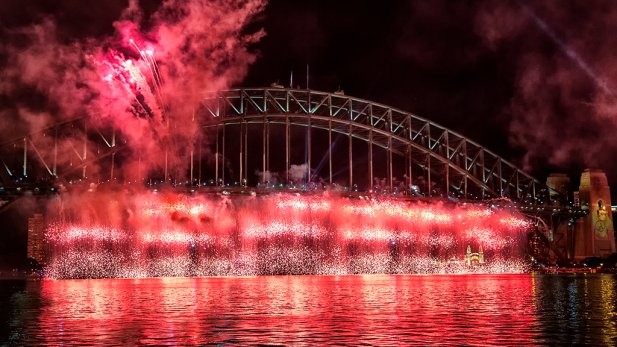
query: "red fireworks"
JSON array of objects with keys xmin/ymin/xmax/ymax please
[{"xmin": 44, "ymin": 192, "xmax": 531, "ymax": 278}]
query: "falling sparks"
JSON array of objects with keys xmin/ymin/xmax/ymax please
[
  {"xmin": 46, "ymin": 225, "xmax": 126, "ymax": 243},
  {"xmin": 499, "ymin": 216, "xmax": 531, "ymax": 229},
  {"xmin": 44, "ymin": 192, "xmax": 531, "ymax": 278}
]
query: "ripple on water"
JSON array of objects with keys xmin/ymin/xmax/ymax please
[{"xmin": 1, "ymin": 274, "xmax": 617, "ymax": 345}]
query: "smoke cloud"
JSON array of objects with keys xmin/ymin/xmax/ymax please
[
  {"xmin": 475, "ymin": 1, "xmax": 617, "ymax": 172},
  {"xmin": 288, "ymin": 163, "xmax": 308, "ymax": 182},
  {"xmin": 0, "ymin": 0, "xmax": 266, "ymax": 181}
]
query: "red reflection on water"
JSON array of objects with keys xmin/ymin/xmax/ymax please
[{"xmin": 34, "ymin": 275, "xmax": 538, "ymax": 345}]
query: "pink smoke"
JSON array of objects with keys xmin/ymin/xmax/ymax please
[
  {"xmin": 1, "ymin": 0, "xmax": 266, "ymax": 180},
  {"xmin": 475, "ymin": 1, "xmax": 617, "ymax": 173}
]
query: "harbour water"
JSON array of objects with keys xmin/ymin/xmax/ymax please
[{"xmin": 1, "ymin": 274, "xmax": 616, "ymax": 345}]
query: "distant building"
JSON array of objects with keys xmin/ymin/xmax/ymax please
[
  {"xmin": 27, "ymin": 213, "xmax": 46, "ymax": 265},
  {"xmin": 465, "ymin": 245, "xmax": 484, "ymax": 266},
  {"xmin": 574, "ymin": 169, "xmax": 616, "ymax": 259}
]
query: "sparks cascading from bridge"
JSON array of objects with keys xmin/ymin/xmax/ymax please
[{"xmin": 43, "ymin": 190, "xmax": 530, "ymax": 278}]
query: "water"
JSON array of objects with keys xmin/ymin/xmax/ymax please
[{"xmin": 1, "ymin": 274, "xmax": 616, "ymax": 345}]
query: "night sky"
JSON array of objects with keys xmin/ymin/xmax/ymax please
[
  {"xmin": 1, "ymin": 1, "xmax": 616, "ymax": 265},
  {"xmin": 242, "ymin": 0, "xmax": 615, "ymax": 188},
  {"xmin": 1, "ymin": 0, "xmax": 613, "ymax": 181}
]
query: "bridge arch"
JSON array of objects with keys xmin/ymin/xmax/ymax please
[
  {"xmin": 0, "ymin": 87, "xmax": 556, "ymax": 206},
  {"xmin": 200, "ymin": 88, "xmax": 553, "ymax": 204}
]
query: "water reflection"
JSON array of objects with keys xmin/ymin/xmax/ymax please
[
  {"xmin": 1, "ymin": 274, "xmax": 617, "ymax": 345},
  {"xmin": 532, "ymin": 274, "xmax": 617, "ymax": 345}
]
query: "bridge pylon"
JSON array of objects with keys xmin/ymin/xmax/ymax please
[{"xmin": 574, "ymin": 169, "xmax": 616, "ymax": 259}]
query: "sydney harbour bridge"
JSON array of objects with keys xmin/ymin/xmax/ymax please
[{"xmin": 0, "ymin": 87, "xmax": 605, "ymax": 263}]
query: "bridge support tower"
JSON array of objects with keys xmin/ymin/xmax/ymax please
[{"xmin": 574, "ymin": 169, "xmax": 616, "ymax": 259}]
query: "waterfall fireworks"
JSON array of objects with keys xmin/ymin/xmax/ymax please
[
  {"xmin": 44, "ymin": 190, "xmax": 531, "ymax": 278},
  {"xmin": 1, "ymin": 1, "xmax": 539, "ymax": 279}
]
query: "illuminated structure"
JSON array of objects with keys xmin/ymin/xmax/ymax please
[
  {"xmin": 0, "ymin": 88, "xmax": 562, "ymax": 202},
  {"xmin": 27, "ymin": 213, "xmax": 46, "ymax": 265},
  {"xmin": 0, "ymin": 88, "xmax": 587, "ymax": 264},
  {"xmin": 465, "ymin": 245, "xmax": 484, "ymax": 266},
  {"xmin": 573, "ymin": 169, "xmax": 616, "ymax": 259},
  {"xmin": 543, "ymin": 173, "xmax": 573, "ymax": 259}
]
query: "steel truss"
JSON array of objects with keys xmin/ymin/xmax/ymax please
[
  {"xmin": 200, "ymin": 88, "xmax": 559, "ymax": 205},
  {"xmin": 0, "ymin": 87, "xmax": 563, "ymax": 207},
  {"xmin": 0, "ymin": 87, "xmax": 582, "ymax": 261}
]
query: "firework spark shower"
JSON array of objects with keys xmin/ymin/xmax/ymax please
[
  {"xmin": 44, "ymin": 189, "xmax": 530, "ymax": 278},
  {"xmin": 1, "ymin": 1, "xmax": 532, "ymax": 279}
]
